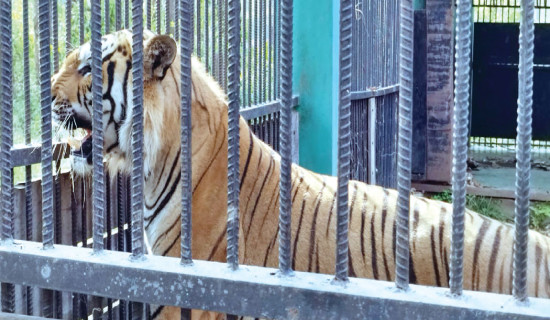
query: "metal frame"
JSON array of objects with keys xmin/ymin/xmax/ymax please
[
  {"xmin": 1, "ymin": 242, "xmax": 549, "ymax": 319},
  {"xmin": 1, "ymin": 0, "xmax": 549, "ymax": 319}
]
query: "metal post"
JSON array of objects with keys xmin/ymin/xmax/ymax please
[
  {"xmin": 395, "ymin": 0, "xmax": 414, "ymax": 290},
  {"xmin": 335, "ymin": 0, "xmax": 352, "ymax": 282},
  {"xmin": 52, "ymin": 0, "xmax": 59, "ymax": 72},
  {"xmin": 278, "ymin": 0, "xmax": 293, "ymax": 275},
  {"xmin": 39, "ymin": 0, "xmax": 54, "ymax": 249},
  {"xmin": 180, "ymin": 0, "xmax": 193, "ymax": 265},
  {"xmin": 0, "ymin": 0, "xmax": 14, "ymax": 312},
  {"xmin": 92, "ymin": 0, "xmax": 106, "ymax": 253},
  {"xmin": 116, "ymin": 0, "xmax": 122, "ymax": 30},
  {"xmin": 131, "ymin": 0, "xmax": 145, "ymax": 259},
  {"xmin": 513, "ymin": 0, "xmax": 534, "ymax": 302},
  {"xmin": 105, "ymin": 0, "xmax": 111, "ymax": 34},
  {"xmin": 23, "ymin": 0, "xmax": 34, "ymax": 314},
  {"xmin": 80, "ymin": 0, "xmax": 85, "ymax": 44},
  {"xmin": 226, "ymin": 0, "xmax": 241, "ymax": 270},
  {"xmin": 66, "ymin": 0, "xmax": 72, "ymax": 51},
  {"xmin": 450, "ymin": 0, "xmax": 472, "ymax": 296}
]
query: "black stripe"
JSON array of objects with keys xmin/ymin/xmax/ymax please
[
  {"xmin": 145, "ymin": 147, "xmax": 179, "ymax": 212},
  {"xmin": 145, "ymin": 170, "xmax": 181, "ymax": 229},
  {"xmin": 244, "ymin": 154, "xmax": 274, "ymax": 243},
  {"xmin": 382, "ymin": 189, "xmax": 391, "ymax": 280},
  {"xmin": 291, "ymin": 185, "xmax": 310, "ymax": 270},
  {"xmin": 207, "ymin": 227, "xmax": 228, "ymax": 261},
  {"xmin": 193, "ymin": 131, "xmax": 226, "ymax": 194},
  {"xmin": 159, "ymin": 217, "xmax": 183, "ymax": 256},
  {"xmin": 263, "ymin": 225, "xmax": 279, "ymax": 267},
  {"xmin": 102, "ymin": 51, "xmax": 115, "ymax": 64},
  {"xmin": 535, "ymin": 244, "xmax": 542, "ymax": 296},
  {"xmin": 409, "ymin": 250, "xmax": 417, "ymax": 284},
  {"xmin": 106, "ymin": 141, "xmax": 119, "ymax": 153},
  {"xmin": 151, "ymin": 306, "xmax": 164, "ymax": 319},
  {"xmin": 370, "ymin": 205, "xmax": 379, "ymax": 279},
  {"xmin": 360, "ymin": 193, "xmax": 367, "ymax": 267},
  {"xmin": 121, "ymin": 60, "xmax": 131, "ymax": 124},
  {"xmin": 307, "ymin": 182, "xmax": 326, "ymax": 272},
  {"xmin": 325, "ymin": 191, "xmax": 338, "ymax": 237},
  {"xmin": 472, "ymin": 219, "xmax": 490, "ymax": 290},
  {"xmin": 291, "ymin": 176, "xmax": 304, "ymax": 203},
  {"xmin": 438, "ymin": 209, "xmax": 449, "ymax": 285},
  {"xmin": 240, "ymin": 130, "xmax": 255, "ymax": 190},
  {"xmin": 487, "ymin": 225, "xmax": 502, "ymax": 292},
  {"xmin": 430, "ymin": 226, "xmax": 441, "ymax": 287},
  {"xmin": 348, "ymin": 250, "xmax": 357, "ymax": 278},
  {"xmin": 152, "ymin": 146, "xmax": 172, "ymax": 191}
]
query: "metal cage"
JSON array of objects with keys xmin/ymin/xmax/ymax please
[{"xmin": 0, "ymin": 0, "xmax": 549, "ymax": 319}]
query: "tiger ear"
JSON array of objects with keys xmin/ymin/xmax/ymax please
[{"xmin": 143, "ymin": 35, "xmax": 177, "ymax": 81}]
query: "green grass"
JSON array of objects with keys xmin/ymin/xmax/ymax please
[{"xmin": 430, "ymin": 190, "xmax": 550, "ymax": 232}]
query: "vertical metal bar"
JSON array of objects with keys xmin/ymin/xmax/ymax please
[
  {"xmin": 334, "ymin": 0, "xmax": 352, "ymax": 282},
  {"xmin": 80, "ymin": 0, "xmax": 85, "ymax": 44},
  {"xmin": 450, "ymin": 0, "xmax": 472, "ymax": 296},
  {"xmin": 126, "ymin": 0, "xmax": 130, "ymax": 28},
  {"xmin": 39, "ymin": 0, "xmax": 55, "ymax": 249},
  {"xmin": 23, "ymin": 0, "xmax": 34, "ymax": 314},
  {"xmin": 226, "ymin": 0, "xmax": 241, "ymax": 270},
  {"xmin": 156, "ymin": 0, "xmax": 161, "ymax": 33},
  {"xmin": 147, "ymin": 0, "xmax": 152, "ymax": 30},
  {"xmin": 261, "ymin": 0, "xmax": 266, "ymax": 103},
  {"xmin": 196, "ymin": 0, "xmax": 201, "ymax": 57},
  {"xmin": 247, "ymin": 0, "xmax": 252, "ymax": 107},
  {"xmin": 117, "ymin": 0, "xmax": 122, "ymax": 30},
  {"xmin": 166, "ymin": 0, "xmax": 171, "ymax": 35},
  {"xmin": 395, "ymin": 0, "xmax": 414, "ymax": 290},
  {"xmin": 92, "ymin": 0, "xmax": 106, "ymax": 253},
  {"xmin": 513, "ymin": 0, "xmax": 534, "ymax": 302},
  {"xmin": 54, "ymin": 161, "xmax": 62, "ymax": 318},
  {"xmin": 180, "ymin": 0, "xmax": 193, "ymax": 265},
  {"xmin": 253, "ymin": 0, "xmax": 258, "ymax": 104},
  {"xmin": 242, "ymin": 0, "xmax": 247, "ymax": 106},
  {"xmin": 175, "ymin": 0, "xmax": 180, "ymax": 39},
  {"xmin": 106, "ymin": 0, "xmax": 111, "ymax": 33},
  {"xmin": 205, "ymin": 0, "xmax": 210, "ymax": 70},
  {"xmin": 66, "ymin": 0, "xmax": 72, "ymax": 52},
  {"xmin": 131, "ymin": 0, "xmax": 145, "ymax": 259},
  {"xmin": 52, "ymin": 0, "xmax": 59, "ymax": 72},
  {"xmin": 217, "ymin": 0, "xmax": 224, "ymax": 89},
  {"xmin": 0, "ymin": 0, "xmax": 13, "ymax": 247},
  {"xmin": 117, "ymin": 174, "xmax": 127, "ymax": 320},
  {"xmin": 278, "ymin": 0, "xmax": 293, "ymax": 275}
]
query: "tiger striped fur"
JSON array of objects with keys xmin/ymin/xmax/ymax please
[{"xmin": 51, "ymin": 30, "xmax": 550, "ymax": 319}]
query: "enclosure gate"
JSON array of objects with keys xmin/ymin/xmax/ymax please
[
  {"xmin": 472, "ymin": 0, "xmax": 550, "ymax": 141},
  {"xmin": 349, "ymin": 1, "xmax": 399, "ymax": 188},
  {"xmin": 0, "ymin": 0, "xmax": 549, "ymax": 319}
]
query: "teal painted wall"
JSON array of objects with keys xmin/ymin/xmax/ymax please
[{"xmin": 293, "ymin": 0, "xmax": 339, "ymax": 175}]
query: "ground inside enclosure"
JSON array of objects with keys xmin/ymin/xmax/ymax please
[{"xmin": 421, "ymin": 140, "xmax": 550, "ymax": 237}]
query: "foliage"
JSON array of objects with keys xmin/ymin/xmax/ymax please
[{"xmin": 431, "ymin": 189, "xmax": 550, "ymax": 232}]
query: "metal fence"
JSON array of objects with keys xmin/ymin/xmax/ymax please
[
  {"xmin": 0, "ymin": 0, "xmax": 549, "ymax": 320},
  {"xmin": 474, "ymin": 0, "xmax": 550, "ymax": 23},
  {"xmin": 349, "ymin": 1, "xmax": 399, "ymax": 188}
]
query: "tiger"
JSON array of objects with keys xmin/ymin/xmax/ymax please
[{"xmin": 51, "ymin": 30, "xmax": 550, "ymax": 319}]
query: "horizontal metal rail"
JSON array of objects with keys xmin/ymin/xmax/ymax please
[
  {"xmin": 10, "ymin": 143, "xmax": 70, "ymax": 168},
  {"xmin": 0, "ymin": 313, "xmax": 54, "ymax": 320},
  {"xmin": 0, "ymin": 241, "xmax": 548, "ymax": 319},
  {"xmin": 350, "ymin": 84, "xmax": 399, "ymax": 101},
  {"xmin": 239, "ymin": 96, "xmax": 299, "ymax": 120}
]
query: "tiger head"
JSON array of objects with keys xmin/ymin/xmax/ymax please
[
  {"xmin": 51, "ymin": 30, "xmax": 184, "ymax": 176},
  {"xmin": 52, "ymin": 29, "xmax": 229, "ymax": 189}
]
